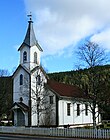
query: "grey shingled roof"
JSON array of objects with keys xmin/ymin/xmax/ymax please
[{"xmin": 18, "ymin": 20, "xmax": 43, "ymax": 51}]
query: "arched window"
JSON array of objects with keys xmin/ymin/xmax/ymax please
[
  {"xmin": 20, "ymin": 74, "xmax": 23, "ymax": 85},
  {"xmin": 36, "ymin": 75, "xmax": 41, "ymax": 85},
  {"xmin": 34, "ymin": 52, "xmax": 37, "ymax": 64},
  {"xmin": 23, "ymin": 51, "xmax": 27, "ymax": 62}
]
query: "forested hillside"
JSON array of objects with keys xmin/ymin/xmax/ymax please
[
  {"xmin": 48, "ymin": 65, "xmax": 110, "ymax": 120},
  {"xmin": 0, "ymin": 76, "xmax": 12, "ymax": 125},
  {"xmin": 48, "ymin": 65, "xmax": 110, "ymax": 84}
]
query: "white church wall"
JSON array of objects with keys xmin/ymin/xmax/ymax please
[
  {"xmin": 30, "ymin": 68, "xmax": 48, "ymax": 126},
  {"xmin": 73, "ymin": 102, "xmax": 92, "ymax": 125},
  {"xmin": 30, "ymin": 72, "xmax": 38, "ymax": 126},
  {"xmin": 58, "ymin": 99, "xmax": 94, "ymax": 126},
  {"xmin": 58, "ymin": 100, "xmax": 73, "ymax": 126},
  {"xmin": 29, "ymin": 67, "xmax": 58, "ymax": 126},
  {"xmin": 30, "ymin": 45, "xmax": 41, "ymax": 70},
  {"xmin": 13, "ymin": 68, "xmax": 29, "ymax": 106},
  {"xmin": 42, "ymin": 90, "xmax": 56, "ymax": 125}
]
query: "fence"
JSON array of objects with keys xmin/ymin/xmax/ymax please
[{"xmin": 0, "ymin": 126, "xmax": 110, "ymax": 139}]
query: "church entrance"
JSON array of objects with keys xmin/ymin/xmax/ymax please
[{"xmin": 17, "ymin": 109, "xmax": 25, "ymax": 126}]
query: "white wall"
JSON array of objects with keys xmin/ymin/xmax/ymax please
[
  {"xmin": 13, "ymin": 68, "xmax": 29, "ymax": 106},
  {"xmin": 30, "ymin": 67, "xmax": 47, "ymax": 126},
  {"xmin": 19, "ymin": 44, "xmax": 41, "ymax": 70},
  {"xmin": 30, "ymin": 45, "xmax": 41, "ymax": 70},
  {"xmin": 58, "ymin": 99, "xmax": 93, "ymax": 126}
]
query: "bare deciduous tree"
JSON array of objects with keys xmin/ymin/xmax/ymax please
[
  {"xmin": 76, "ymin": 41, "xmax": 107, "ymax": 128},
  {"xmin": 20, "ymin": 68, "xmax": 54, "ymax": 126},
  {"xmin": 0, "ymin": 69, "xmax": 9, "ymax": 77}
]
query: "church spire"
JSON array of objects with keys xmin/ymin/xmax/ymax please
[
  {"xmin": 18, "ymin": 14, "xmax": 43, "ymax": 70},
  {"xmin": 23, "ymin": 13, "xmax": 37, "ymax": 47},
  {"xmin": 18, "ymin": 14, "xmax": 43, "ymax": 51}
]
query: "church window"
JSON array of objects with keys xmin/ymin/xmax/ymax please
[
  {"xmin": 34, "ymin": 52, "xmax": 37, "ymax": 64},
  {"xmin": 20, "ymin": 74, "xmax": 23, "ymax": 85},
  {"xmin": 49, "ymin": 96, "xmax": 54, "ymax": 104},
  {"xmin": 23, "ymin": 51, "xmax": 27, "ymax": 62},
  {"xmin": 85, "ymin": 104, "xmax": 88, "ymax": 116},
  {"xmin": 67, "ymin": 103, "xmax": 71, "ymax": 116},
  {"xmin": 77, "ymin": 104, "xmax": 80, "ymax": 116},
  {"xmin": 36, "ymin": 75, "xmax": 41, "ymax": 85},
  {"xmin": 19, "ymin": 97, "xmax": 23, "ymax": 102}
]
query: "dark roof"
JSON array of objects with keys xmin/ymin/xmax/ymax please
[
  {"xmin": 47, "ymin": 80, "xmax": 87, "ymax": 99},
  {"xmin": 11, "ymin": 102, "xmax": 29, "ymax": 111},
  {"xmin": 18, "ymin": 20, "xmax": 43, "ymax": 51}
]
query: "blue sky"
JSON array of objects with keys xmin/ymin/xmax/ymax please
[{"xmin": 0, "ymin": 0, "xmax": 110, "ymax": 74}]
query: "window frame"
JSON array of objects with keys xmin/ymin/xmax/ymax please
[
  {"xmin": 36, "ymin": 75, "xmax": 41, "ymax": 85},
  {"xmin": 20, "ymin": 74, "xmax": 23, "ymax": 85},
  {"xmin": 85, "ymin": 104, "xmax": 88, "ymax": 116},
  {"xmin": 67, "ymin": 103, "xmax": 71, "ymax": 116},
  {"xmin": 34, "ymin": 52, "xmax": 37, "ymax": 64},
  {"xmin": 23, "ymin": 51, "xmax": 27, "ymax": 62},
  {"xmin": 77, "ymin": 104, "xmax": 80, "ymax": 116},
  {"xmin": 49, "ymin": 96, "xmax": 54, "ymax": 104}
]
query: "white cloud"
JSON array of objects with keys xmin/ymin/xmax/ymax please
[
  {"xmin": 91, "ymin": 28, "xmax": 110, "ymax": 50},
  {"xmin": 24, "ymin": 0, "xmax": 110, "ymax": 56}
]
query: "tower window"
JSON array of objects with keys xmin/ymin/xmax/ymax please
[
  {"xmin": 77, "ymin": 104, "xmax": 80, "ymax": 116},
  {"xmin": 34, "ymin": 52, "xmax": 37, "ymax": 64},
  {"xmin": 20, "ymin": 74, "xmax": 23, "ymax": 85},
  {"xmin": 67, "ymin": 103, "xmax": 71, "ymax": 116},
  {"xmin": 23, "ymin": 51, "xmax": 27, "ymax": 62}
]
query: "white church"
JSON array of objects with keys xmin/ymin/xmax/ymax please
[{"xmin": 11, "ymin": 17, "xmax": 100, "ymax": 127}]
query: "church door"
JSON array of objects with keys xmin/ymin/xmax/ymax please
[{"xmin": 17, "ymin": 109, "xmax": 25, "ymax": 126}]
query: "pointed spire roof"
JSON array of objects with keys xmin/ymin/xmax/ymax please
[
  {"xmin": 18, "ymin": 16, "xmax": 43, "ymax": 51},
  {"xmin": 24, "ymin": 20, "xmax": 37, "ymax": 46}
]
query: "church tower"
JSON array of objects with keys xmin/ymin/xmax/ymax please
[
  {"xmin": 12, "ymin": 15, "xmax": 44, "ymax": 126},
  {"xmin": 18, "ymin": 15, "xmax": 43, "ymax": 70}
]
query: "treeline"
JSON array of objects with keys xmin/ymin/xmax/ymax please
[{"xmin": 48, "ymin": 65, "xmax": 110, "ymax": 85}]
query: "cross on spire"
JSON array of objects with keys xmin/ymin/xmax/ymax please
[{"xmin": 27, "ymin": 12, "xmax": 32, "ymax": 22}]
